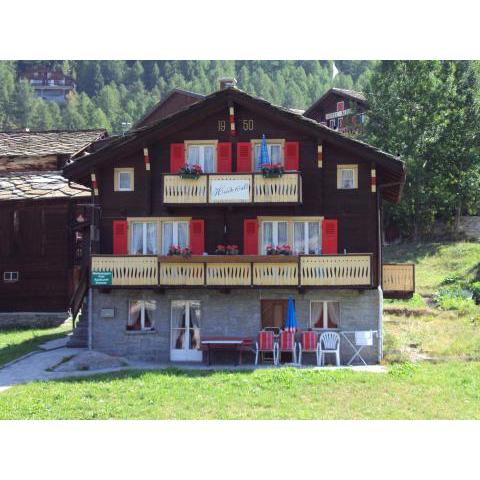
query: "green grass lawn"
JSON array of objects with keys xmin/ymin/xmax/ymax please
[
  {"xmin": 0, "ymin": 362, "xmax": 479, "ymax": 419},
  {"xmin": 0, "ymin": 321, "xmax": 70, "ymax": 367}
]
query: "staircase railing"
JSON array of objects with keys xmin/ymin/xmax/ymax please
[{"xmin": 68, "ymin": 266, "xmax": 89, "ymax": 327}]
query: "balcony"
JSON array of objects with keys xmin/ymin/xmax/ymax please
[
  {"xmin": 163, "ymin": 173, "xmax": 302, "ymax": 205},
  {"xmin": 382, "ymin": 263, "xmax": 415, "ymax": 299},
  {"xmin": 90, "ymin": 254, "xmax": 373, "ymax": 289}
]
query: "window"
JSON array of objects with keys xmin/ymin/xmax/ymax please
[
  {"xmin": 161, "ymin": 221, "xmax": 189, "ymax": 255},
  {"xmin": 337, "ymin": 165, "xmax": 358, "ymax": 190},
  {"xmin": 187, "ymin": 144, "xmax": 216, "ymax": 173},
  {"xmin": 310, "ymin": 301, "xmax": 340, "ymax": 329},
  {"xmin": 114, "ymin": 168, "xmax": 134, "ymax": 192},
  {"xmin": 253, "ymin": 143, "xmax": 283, "ymax": 170},
  {"xmin": 3, "ymin": 271, "xmax": 19, "ymax": 283},
  {"xmin": 130, "ymin": 222, "xmax": 157, "ymax": 255},
  {"xmin": 293, "ymin": 222, "xmax": 321, "ymax": 255},
  {"xmin": 329, "ymin": 119, "xmax": 336, "ymax": 129},
  {"xmin": 127, "ymin": 300, "xmax": 156, "ymax": 332},
  {"xmin": 261, "ymin": 221, "xmax": 288, "ymax": 253},
  {"xmin": 336, "ymin": 101, "xmax": 345, "ymax": 112}
]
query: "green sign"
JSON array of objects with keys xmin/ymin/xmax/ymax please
[{"xmin": 91, "ymin": 271, "xmax": 112, "ymax": 286}]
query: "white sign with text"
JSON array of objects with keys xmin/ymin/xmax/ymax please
[{"xmin": 209, "ymin": 179, "xmax": 251, "ymax": 203}]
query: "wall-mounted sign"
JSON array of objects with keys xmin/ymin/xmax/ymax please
[
  {"xmin": 91, "ymin": 271, "xmax": 112, "ymax": 286},
  {"xmin": 209, "ymin": 179, "xmax": 251, "ymax": 203},
  {"xmin": 101, "ymin": 308, "xmax": 115, "ymax": 318},
  {"xmin": 325, "ymin": 108, "xmax": 352, "ymax": 120}
]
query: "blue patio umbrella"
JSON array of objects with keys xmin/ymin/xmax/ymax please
[
  {"xmin": 285, "ymin": 296, "xmax": 297, "ymax": 332},
  {"xmin": 257, "ymin": 134, "xmax": 271, "ymax": 170}
]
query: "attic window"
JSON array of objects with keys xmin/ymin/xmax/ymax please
[
  {"xmin": 114, "ymin": 168, "xmax": 134, "ymax": 192},
  {"xmin": 3, "ymin": 271, "xmax": 19, "ymax": 283},
  {"xmin": 337, "ymin": 165, "xmax": 358, "ymax": 190}
]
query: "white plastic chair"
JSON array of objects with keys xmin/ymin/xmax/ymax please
[{"xmin": 318, "ymin": 331, "xmax": 341, "ymax": 366}]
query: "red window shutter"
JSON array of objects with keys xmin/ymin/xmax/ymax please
[
  {"xmin": 284, "ymin": 142, "xmax": 299, "ymax": 171},
  {"xmin": 322, "ymin": 219, "xmax": 338, "ymax": 255},
  {"xmin": 243, "ymin": 219, "xmax": 258, "ymax": 255},
  {"xmin": 189, "ymin": 220, "xmax": 205, "ymax": 255},
  {"xmin": 170, "ymin": 143, "xmax": 185, "ymax": 173},
  {"xmin": 113, "ymin": 220, "xmax": 128, "ymax": 255},
  {"xmin": 236, "ymin": 142, "xmax": 252, "ymax": 172},
  {"xmin": 217, "ymin": 143, "xmax": 232, "ymax": 173}
]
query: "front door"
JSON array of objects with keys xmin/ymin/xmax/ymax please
[
  {"xmin": 261, "ymin": 299, "xmax": 288, "ymax": 333},
  {"xmin": 170, "ymin": 300, "xmax": 202, "ymax": 362}
]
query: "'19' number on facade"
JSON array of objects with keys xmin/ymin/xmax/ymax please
[
  {"xmin": 218, "ymin": 120, "xmax": 226, "ymax": 131},
  {"xmin": 242, "ymin": 119, "xmax": 254, "ymax": 131}
]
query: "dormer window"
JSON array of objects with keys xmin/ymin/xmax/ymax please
[
  {"xmin": 186, "ymin": 143, "xmax": 216, "ymax": 173},
  {"xmin": 114, "ymin": 168, "xmax": 134, "ymax": 192},
  {"xmin": 337, "ymin": 164, "xmax": 358, "ymax": 190}
]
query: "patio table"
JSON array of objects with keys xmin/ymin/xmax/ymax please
[{"xmin": 200, "ymin": 337, "xmax": 253, "ymax": 366}]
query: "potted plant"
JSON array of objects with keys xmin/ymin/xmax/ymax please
[
  {"xmin": 226, "ymin": 244, "xmax": 239, "ymax": 255},
  {"xmin": 266, "ymin": 244, "xmax": 292, "ymax": 255},
  {"xmin": 215, "ymin": 244, "xmax": 227, "ymax": 255},
  {"xmin": 265, "ymin": 244, "xmax": 276, "ymax": 255},
  {"xmin": 181, "ymin": 247, "xmax": 192, "ymax": 258},
  {"xmin": 261, "ymin": 163, "xmax": 284, "ymax": 178},
  {"xmin": 168, "ymin": 245, "xmax": 181, "ymax": 256},
  {"xmin": 178, "ymin": 163, "xmax": 203, "ymax": 179}
]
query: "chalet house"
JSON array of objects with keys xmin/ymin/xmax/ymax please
[
  {"xmin": 63, "ymin": 83, "xmax": 414, "ymax": 364},
  {"xmin": 0, "ymin": 130, "xmax": 106, "ymax": 326},
  {"xmin": 20, "ymin": 69, "xmax": 77, "ymax": 103},
  {"xmin": 304, "ymin": 88, "xmax": 367, "ymax": 136}
]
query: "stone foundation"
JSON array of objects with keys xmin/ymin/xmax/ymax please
[
  {"xmin": 91, "ymin": 288, "xmax": 383, "ymax": 365},
  {"xmin": 0, "ymin": 312, "xmax": 68, "ymax": 330}
]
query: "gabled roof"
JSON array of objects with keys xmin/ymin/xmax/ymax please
[
  {"xmin": 0, "ymin": 129, "xmax": 107, "ymax": 157},
  {"xmin": 304, "ymin": 88, "xmax": 366, "ymax": 117},
  {"xmin": 0, "ymin": 171, "xmax": 90, "ymax": 201},
  {"xmin": 64, "ymin": 87, "xmax": 405, "ymax": 203},
  {"xmin": 133, "ymin": 89, "xmax": 205, "ymax": 128}
]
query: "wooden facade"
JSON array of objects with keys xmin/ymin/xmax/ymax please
[
  {"xmin": 64, "ymin": 86, "xmax": 411, "ymax": 299},
  {"xmin": 0, "ymin": 130, "xmax": 106, "ymax": 313}
]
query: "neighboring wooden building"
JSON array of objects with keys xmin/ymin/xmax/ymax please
[
  {"xmin": 20, "ymin": 69, "xmax": 76, "ymax": 104},
  {"xmin": 304, "ymin": 88, "xmax": 367, "ymax": 136},
  {"xmin": 0, "ymin": 130, "xmax": 106, "ymax": 315},
  {"xmin": 63, "ymin": 84, "xmax": 413, "ymax": 363}
]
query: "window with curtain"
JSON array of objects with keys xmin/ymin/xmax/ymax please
[
  {"xmin": 254, "ymin": 143, "xmax": 283, "ymax": 171},
  {"xmin": 261, "ymin": 221, "xmax": 288, "ymax": 253},
  {"xmin": 337, "ymin": 165, "xmax": 358, "ymax": 190},
  {"xmin": 310, "ymin": 301, "xmax": 340, "ymax": 329},
  {"xmin": 293, "ymin": 221, "xmax": 321, "ymax": 255},
  {"xmin": 162, "ymin": 221, "xmax": 189, "ymax": 254},
  {"xmin": 127, "ymin": 300, "xmax": 156, "ymax": 331},
  {"xmin": 130, "ymin": 222, "xmax": 157, "ymax": 255},
  {"xmin": 187, "ymin": 144, "xmax": 215, "ymax": 173},
  {"xmin": 341, "ymin": 168, "xmax": 354, "ymax": 189}
]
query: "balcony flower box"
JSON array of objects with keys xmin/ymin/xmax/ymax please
[
  {"xmin": 266, "ymin": 244, "xmax": 292, "ymax": 256},
  {"xmin": 168, "ymin": 245, "xmax": 192, "ymax": 258},
  {"xmin": 178, "ymin": 164, "xmax": 202, "ymax": 179},
  {"xmin": 261, "ymin": 163, "xmax": 284, "ymax": 178},
  {"xmin": 215, "ymin": 244, "xmax": 240, "ymax": 255}
]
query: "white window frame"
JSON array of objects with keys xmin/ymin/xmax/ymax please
[
  {"xmin": 3, "ymin": 271, "xmax": 19, "ymax": 282},
  {"xmin": 337, "ymin": 164, "xmax": 358, "ymax": 190},
  {"xmin": 336, "ymin": 101, "xmax": 345, "ymax": 112},
  {"xmin": 127, "ymin": 300, "xmax": 155, "ymax": 332},
  {"xmin": 310, "ymin": 301, "xmax": 340, "ymax": 330},
  {"xmin": 293, "ymin": 221, "xmax": 322, "ymax": 255},
  {"xmin": 161, "ymin": 220, "xmax": 190, "ymax": 255},
  {"xmin": 261, "ymin": 220, "xmax": 288, "ymax": 253},
  {"xmin": 329, "ymin": 119, "xmax": 336, "ymax": 129},
  {"xmin": 114, "ymin": 168, "xmax": 134, "ymax": 192},
  {"xmin": 253, "ymin": 143, "xmax": 284, "ymax": 169},
  {"xmin": 185, "ymin": 142, "xmax": 217, "ymax": 173},
  {"xmin": 130, "ymin": 222, "xmax": 158, "ymax": 255}
]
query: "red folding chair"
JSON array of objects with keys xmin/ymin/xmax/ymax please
[
  {"xmin": 255, "ymin": 330, "xmax": 277, "ymax": 365},
  {"xmin": 298, "ymin": 330, "xmax": 319, "ymax": 366},
  {"xmin": 276, "ymin": 330, "xmax": 297, "ymax": 365}
]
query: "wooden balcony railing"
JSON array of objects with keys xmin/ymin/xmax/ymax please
[
  {"xmin": 163, "ymin": 173, "xmax": 301, "ymax": 204},
  {"xmin": 91, "ymin": 254, "xmax": 374, "ymax": 288},
  {"xmin": 382, "ymin": 263, "xmax": 415, "ymax": 298}
]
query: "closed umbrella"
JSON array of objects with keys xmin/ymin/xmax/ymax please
[
  {"xmin": 257, "ymin": 134, "xmax": 270, "ymax": 170},
  {"xmin": 285, "ymin": 296, "xmax": 297, "ymax": 332}
]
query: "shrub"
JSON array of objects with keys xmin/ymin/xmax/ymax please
[
  {"xmin": 434, "ymin": 286, "xmax": 476, "ymax": 313},
  {"xmin": 469, "ymin": 281, "xmax": 480, "ymax": 305}
]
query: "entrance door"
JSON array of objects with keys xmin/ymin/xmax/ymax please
[
  {"xmin": 261, "ymin": 299, "xmax": 288, "ymax": 333},
  {"xmin": 170, "ymin": 300, "xmax": 202, "ymax": 361}
]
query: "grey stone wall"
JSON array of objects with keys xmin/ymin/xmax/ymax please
[
  {"xmin": 91, "ymin": 287, "xmax": 382, "ymax": 365},
  {"xmin": 459, "ymin": 216, "xmax": 480, "ymax": 240},
  {"xmin": 0, "ymin": 312, "xmax": 68, "ymax": 330}
]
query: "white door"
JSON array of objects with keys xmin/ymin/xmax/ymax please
[{"xmin": 170, "ymin": 300, "xmax": 202, "ymax": 361}]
